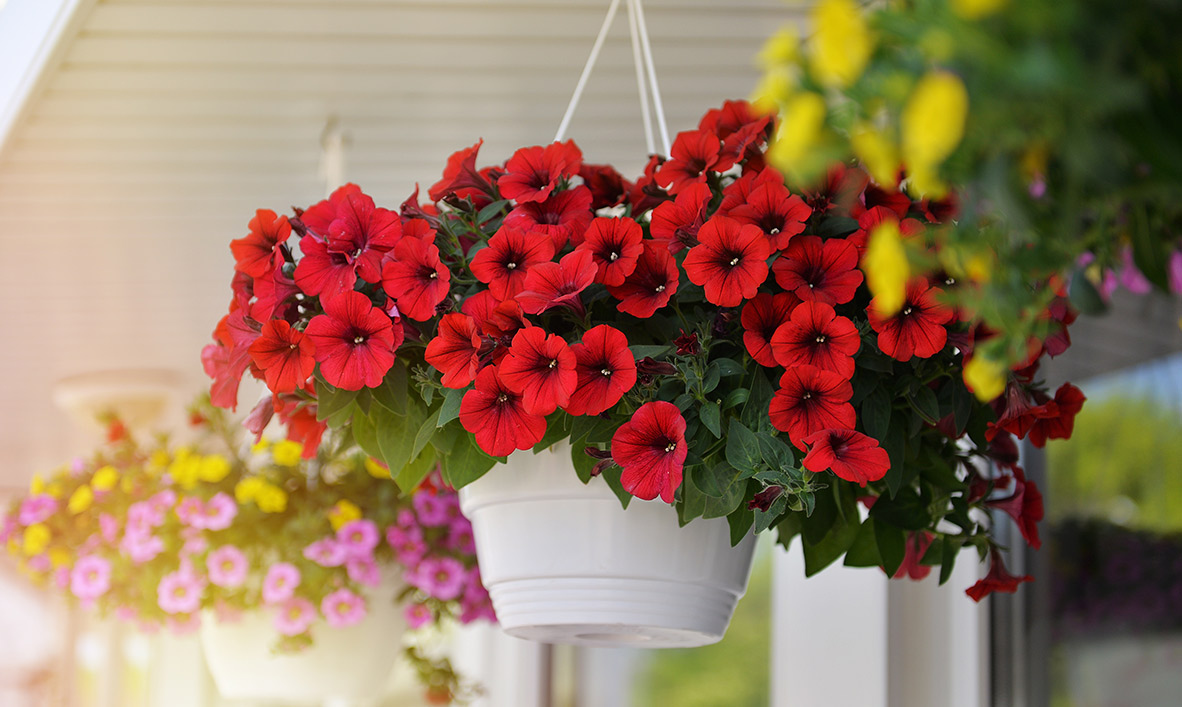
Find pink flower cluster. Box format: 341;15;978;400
119;491;176;565
175;492;237;531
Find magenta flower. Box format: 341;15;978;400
386;525;427;566
274;597;317;636
157;571;204;614
336;519;380;560
396;509;417;529
193;493;237;531
206;545;248;588
414;557;467;601
262;562;301;604
346;558;382;588
303;538;347;567
18;495;58;525
405;603;433;629
447;520;476;554
70;555;112;601
321;588;366;628
460;569;497;623
412;493;450;527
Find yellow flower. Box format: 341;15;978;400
45;482;63;499
23;524;50;556
121;477;134;493
864;220;910;316
851;124;899;188
768;92;827;172
759;27;799;68
964;356;1007;401
255;484;288;514
328;500;362;531
48;547;72;569
235;477;264;504
271;440;304;468
198;454;230;483
68;486;94;514
364;457;389;480
750;70;796;115
148;449;170;472
169;448;201;489
29;473;45;495
91;465;119;492
251;440;271;455
809;0;873;88
901;72;968;193
951;0;1008;20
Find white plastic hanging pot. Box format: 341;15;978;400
200;583;406;703
459;442;757;648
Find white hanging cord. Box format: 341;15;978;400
626;0;656;155
554;0;623;144
630;0;671;156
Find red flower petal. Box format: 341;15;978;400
381;237;451;321
425;313;483;389
769;300;860;377
801;428;890;487
740;292;800;367
772;235;863;306
230;209;291;279
459;365;547;457
565;325;637;416
769;365;856;447
606;240;680;318
248;320;316;394
611;401;687;503
683;216;771;307
304;291;400;391
577;217;644;286
868;279;952;361
516;249;596;316
470;226;555;300
497;327;577;416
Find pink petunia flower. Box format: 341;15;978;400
206;545;249;589
321;588;366;628
274;597;317;636
447;520;476;555
405;603;433;629
98;514;119;544
412;557;467;601
192;493;237;531
70;555;112;601
122;530;165;564
19;495;59;526
386;525;427;566
157;571;204;614
336;519;380;560
412;493;450;527
303;538;348;567
262;562;301;604
175;497;204;526
346;558;382;588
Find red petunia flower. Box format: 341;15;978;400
769;365;856;447
801;428;890;486
986;383;1059;443
611;401;687;503
868;279;953;361
516;248;597;316
304;290;401;391
847;206;925;255
727;180;810;251
699;99;766;140
893;532;935;580
381;237;451;321
497;327;577;416
498;140;583;204
300;183;360;235
740;292;800;367
252;267;302;321
273;394;327;459
718;167;782;215
683;216;772;307
425;313;484;389
203;309;262;411
459;365;547;457
850;181;911;220
772;235;864;306
230;209;291;279
579;163;631;210
801;163;869;216
606;241;679;318
1027;383;1086;448
627;154;671;214
577;217;643;286
987;475;1045;550
248;320;316;395
565;325;637;416
770;300;860;377
324;191;402;284
649;182;712;254
428;139;495;203
965;548;1032;602
502;186;594;251
470;226;555;299
293;234;357;299
655;130;736;195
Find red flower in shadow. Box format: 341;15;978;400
770;300;860;377
868;279;953;361
503;186;594;251
740;292;800;367
611;401;687;503
650;183;712;254
428;139;495;203
769;365;856;447
655;130;736;195
965;548;1032;602
606;241;679;318
1027;383;1086;448
459;365;547;457
517;249;597;316
772;235;863;306
801;428;890;487
248;320;316;395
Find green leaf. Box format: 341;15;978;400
436;387;466;428
711;357;745;377
700;401;722;437
756;432;796;472
742;368;775;430
702;363;722;394
908;385;941;425
702;478;747;519
814;215;858;238
881;415;908;497
691;461;731;497
861;386;892;442
939;535;960;585
629;345;671;360
856;348;895;374
324;400;356;430
570;414;616;445
600;466;632;509
440;433;499;489
868;487;931;530
393;446;436;493
314;376;359;423
475;198;511;225
533;412;572;452
1130;203;1170;291
429;421;461;455
728;507;755;546
754;494;788;533
371;402;423;475
874;521;906;577
678;469;707;525
774;511;803;550
571;442;600;483
412;408;442;459
1067;268;1108;316
371;362;408;415
349;406;383;461
726;419;763;475
802;512;860;576
722;387;750;411
673;393;695;411
843;519;882;567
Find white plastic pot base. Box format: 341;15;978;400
200;589;404;703
460;443;757;649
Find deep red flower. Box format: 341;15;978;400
579;163;631;210
698;99;766;141
986;383;1059;442
323;191;402;284
850;182;911;220
381;237;450;321
203;309;262;411
801;163;868;216
273;394;326;459
718;167;782;215
577;217;643;286
293;234;357;298
868;280;953;361
740;292;800;367
299;183;360;235
683;216;771;307
893;532;935;580
769;365;856;447
502;186;594;251
428;139;495;203
772;235;864;306
498;140;583;204
700;100;775;168
1042;297;1078;358
304;290;401;391
847;206;925;255
801;428;890;486
770;301;860;377
248;320;316;394
611;401;687;503
565;325;637;416
252;267;302;321
498;327;577;416
1027;383;1086;447
516;249;596;316
655;130;736;195
470;226;555;299
727;180;810;250
398;183;440;222
987;476;1045;550
606;241;679;318
627;154;671;214
425;313;484;389
649;182;712;254
965;548;1032;602
230;209;291;279
459;365;547;457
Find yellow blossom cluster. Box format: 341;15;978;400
234;477;288;513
